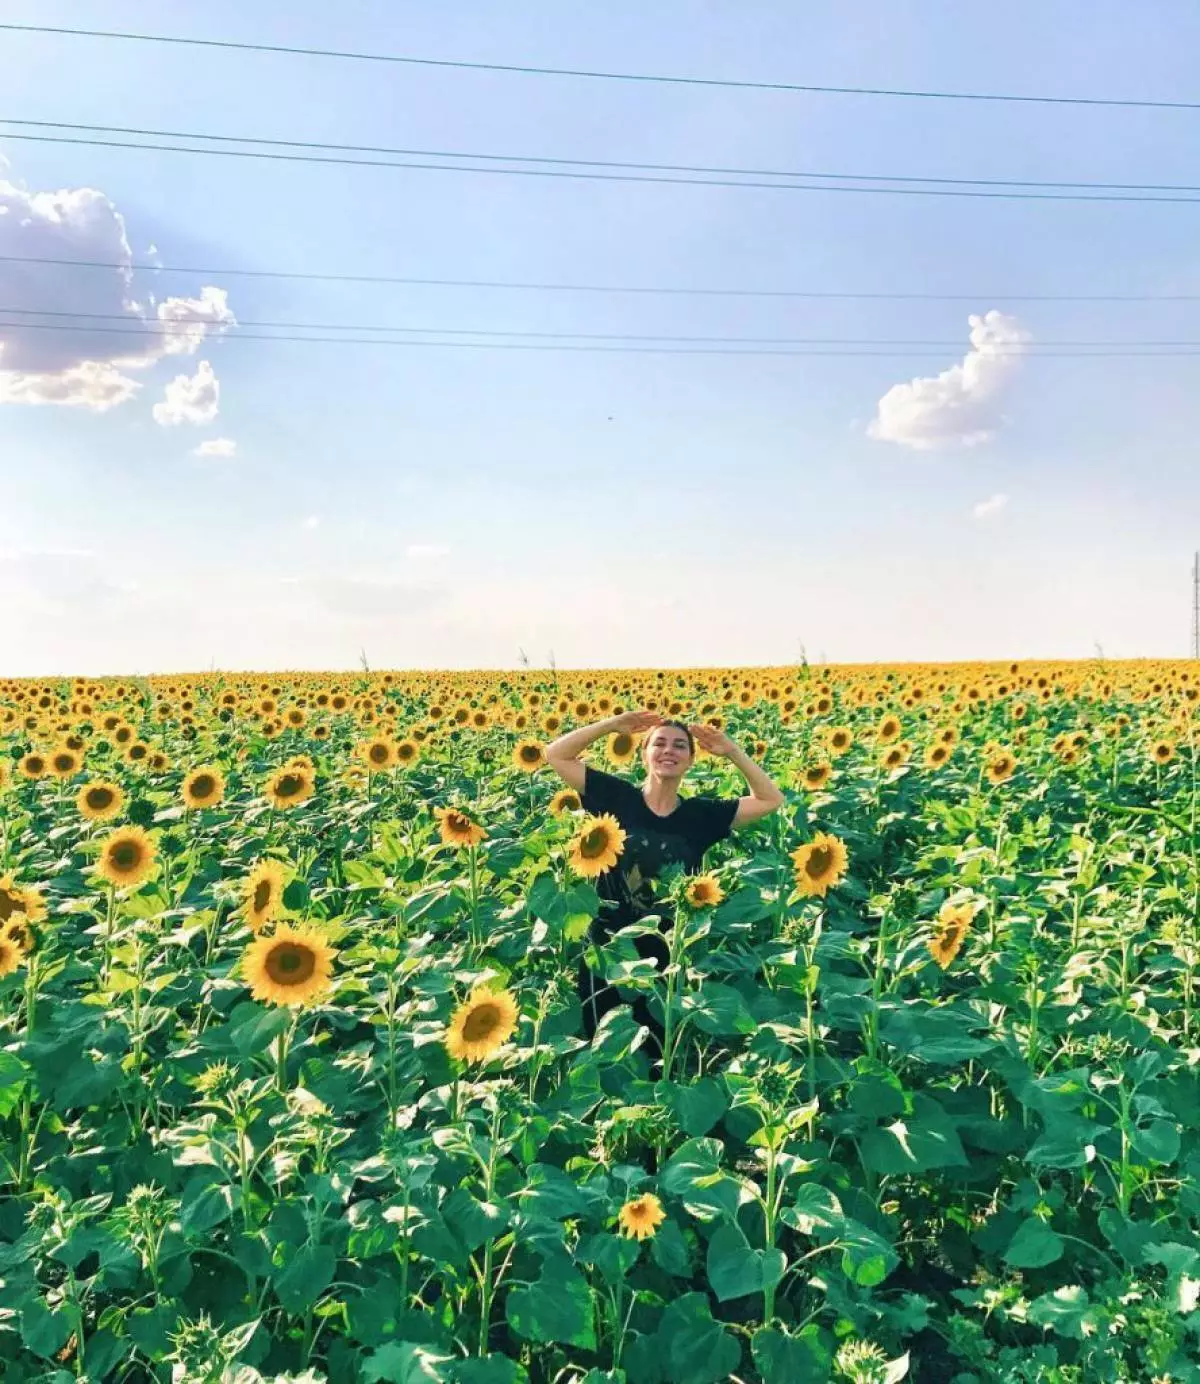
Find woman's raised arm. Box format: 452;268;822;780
544;709;661;791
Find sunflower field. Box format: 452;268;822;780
1;660;1199;1384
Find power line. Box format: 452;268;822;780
4;304;1200;348
0;254;1193;302
3;122;1200;203
2;21;1197;113
5;117;1199;195
0;319;1197;357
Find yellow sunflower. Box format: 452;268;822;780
265;765;315;810
826;726;853;757
19;752;47;779
549;788;582;816
923;743;952;770
607;731;638;765
685;873;725;909
182;766;225;810
0;931;25;978
985;750;1017;785
791;832;850;898
1151;739;1175;765
512;739;545;773
357;737;397;772
876;714;902;744
77;779;125;822
242;925;337;1007
618;1193;666;1242
568;813;627;878
95;825;158;890
47;745;82;780
434;807;488;848
0;873;47;927
929;900;974;969
395;738;419;767
2;915;36;957
444;985;520;1063
802;762;832;791
242;858;289;931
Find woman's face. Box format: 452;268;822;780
642;725;693;778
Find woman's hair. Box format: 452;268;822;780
642;719;695;758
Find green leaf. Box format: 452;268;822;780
876;1004;994;1063
650;1219;693;1276
1131;1120;1181;1166
180;1179;235;1236
363;1342;455;1383
751;1324;832;1383
860;1113;968;1176
442;1188;509;1254
577;1232;640;1284
655;1077;729;1136
227;1002;291;1057
713;888;769;926
837;1219;898;1287
1027;1285;1093;1339
517;1164;590;1220
20;1297;72;1358
452;1359;531;1384
273;1242;336;1314
281;878;310;910
0;1050;29;1117
656;1292;741;1384
706;1222;786;1302
660;1138;742;1222
783;1183;843;1236
1003;1219;1064;1269
679;983;756;1036
505;1261;595;1349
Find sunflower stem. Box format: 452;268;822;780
276;1010;297;1094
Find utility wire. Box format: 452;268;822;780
2;123;1199;203
0;253;1193;303
1;21;1196;113
2;304;1198;348
3;117;1198;194
0;319;1195;356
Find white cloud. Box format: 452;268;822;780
406;543;450;560
193;437;237;458
0;546;134;609
868;310;1031;451
302;515;320;530
153;360;219;426
0;179;235;411
0;360;141;411
972;492;1009;518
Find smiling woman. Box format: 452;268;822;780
544;707;784;1071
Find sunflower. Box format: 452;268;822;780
265;765;315;810
47;745;81;779
568;813;627;878
618;1193;666;1242
929;900;974;969
985;750;1017;784
826;726;853;757
512;739;545;773
607;731;637;765
1151;739;1175;765
395;738;419;767
444;985;520;1063
0;931;25;978
77;779;125;822
357;737;397;772
95;825;158;890
791;831;849;898
876;714;902;744
434;806;488;848
0;873;47;926
923;742;952;770
243;858;289;931
242;925;337;1007
802;762;832;791
182;766;225;810
0;762;8;792
880;741;909;771
549;788;581;816
2;915;35;957
19;752;47;779
685;873;725;909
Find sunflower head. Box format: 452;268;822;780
512;740;545;773
549;788;581;817
19;753;47;779
876;715;902;744
358;737;396;771
803;762;832;791
568;813;627;878
243;925;337;1007
1152;740;1175;764
95;825;158;890
434;806;488;848
985;751;1016;784
685;873;725;909
182;766;225;810
265;766;314;810
827;726;853;756
243;859;289;931
929;900;974;969
47;746;81;779
617;1192;666;1242
790;831;850;898
0;931;25;978
444;985;520;1063
395;738;419;766
0;873;47;926
77;779;125;822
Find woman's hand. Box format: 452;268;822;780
689;723;738;758
610;709;663;734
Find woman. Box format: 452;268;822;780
544;708;785;1071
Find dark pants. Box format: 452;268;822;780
577;927;670;1072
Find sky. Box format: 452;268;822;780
1;1;1199;676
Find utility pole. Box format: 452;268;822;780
1193;551;1199;659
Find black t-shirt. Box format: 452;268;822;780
580;765;739;941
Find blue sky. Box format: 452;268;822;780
2;1;1198;675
